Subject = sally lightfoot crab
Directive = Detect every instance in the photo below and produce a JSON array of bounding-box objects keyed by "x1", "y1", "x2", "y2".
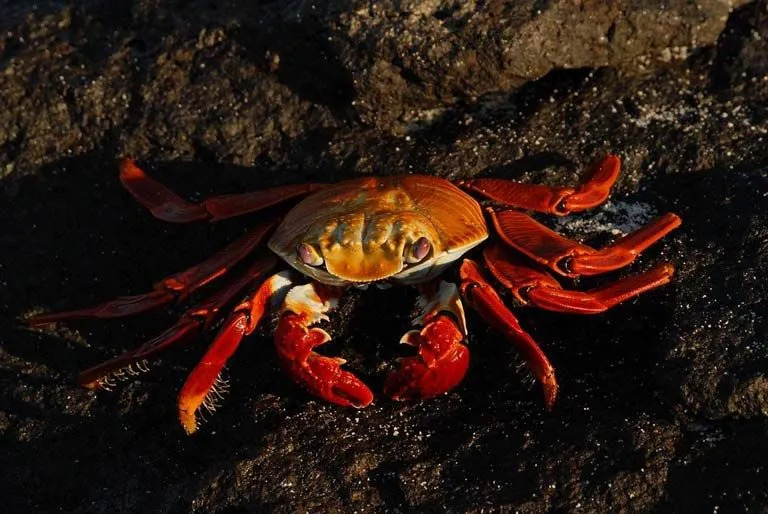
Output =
[{"x1": 29, "y1": 155, "x2": 681, "y2": 434}]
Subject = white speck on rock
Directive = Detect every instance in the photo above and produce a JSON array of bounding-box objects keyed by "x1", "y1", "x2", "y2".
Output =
[{"x1": 553, "y1": 200, "x2": 659, "y2": 237}]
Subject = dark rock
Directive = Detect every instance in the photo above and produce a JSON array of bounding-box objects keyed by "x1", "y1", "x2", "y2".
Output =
[
  {"x1": 317, "y1": 0, "x2": 752, "y2": 133},
  {"x1": 664, "y1": 168, "x2": 768, "y2": 420},
  {"x1": 1, "y1": 1, "x2": 767, "y2": 512}
]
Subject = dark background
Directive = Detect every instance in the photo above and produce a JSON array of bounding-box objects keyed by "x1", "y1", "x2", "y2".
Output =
[{"x1": 2, "y1": 1, "x2": 767, "y2": 512}]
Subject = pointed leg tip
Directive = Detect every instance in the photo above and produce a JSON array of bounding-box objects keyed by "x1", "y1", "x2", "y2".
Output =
[
  {"x1": 77, "y1": 375, "x2": 103, "y2": 390},
  {"x1": 661, "y1": 262, "x2": 676, "y2": 277},
  {"x1": 25, "y1": 315, "x2": 52, "y2": 327},
  {"x1": 26, "y1": 311, "x2": 71, "y2": 326},
  {"x1": 542, "y1": 376, "x2": 558, "y2": 411},
  {"x1": 648, "y1": 262, "x2": 676, "y2": 283},
  {"x1": 668, "y1": 212, "x2": 683, "y2": 222},
  {"x1": 179, "y1": 410, "x2": 199, "y2": 435},
  {"x1": 119, "y1": 157, "x2": 143, "y2": 180},
  {"x1": 659, "y1": 212, "x2": 683, "y2": 230},
  {"x1": 178, "y1": 389, "x2": 210, "y2": 435},
  {"x1": 592, "y1": 154, "x2": 621, "y2": 180}
]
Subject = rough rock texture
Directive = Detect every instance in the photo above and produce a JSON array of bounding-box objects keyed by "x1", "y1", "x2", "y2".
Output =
[
  {"x1": 322, "y1": 0, "x2": 753, "y2": 132},
  {"x1": 2, "y1": 1, "x2": 767, "y2": 512}
]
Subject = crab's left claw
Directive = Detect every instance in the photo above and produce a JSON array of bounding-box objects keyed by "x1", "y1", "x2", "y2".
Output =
[
  {"x1": 275, "y1": 312, "x2": 373, "y2": 407},
  {"x1": 384, "y1": 281, "x2": 470, "y2": 400},
  {"x1": 274, "y1": 283, "x2": 374, "y2": 408},
  {"x1": 384, "y1": 314, "x2": 469, "y2": 400}
]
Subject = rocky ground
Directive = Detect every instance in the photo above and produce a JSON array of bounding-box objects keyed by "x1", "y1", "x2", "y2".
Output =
[{"x1": 2, "y1": 1, "x2": 767, "y2": 512}]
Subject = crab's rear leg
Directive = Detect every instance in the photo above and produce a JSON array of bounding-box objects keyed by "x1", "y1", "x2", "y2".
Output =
[
  {"x1": 120, "y1": 158, "x2": 324, "y2": 223},
  {"x1": 74, "y1": 255, "x2": 278, "y2": 391},
  {"x1": 384, "y1": 281, "x2": 470, "y2": 400},
  {"x1": 177, "y1": 270, "x2": 295, "y2": 434},
  {"x1": 484, "y1": 244, "x2": 674, "y2": 314},
  {"x1": 27, "y1": 223, "x2": 274, "y2": 324},
  {"x1": 460, "y1": 259, "x2": 558, "y2": 409},
  {"x1": 490, "y1": 209, "x2": 681, "y2": 277},
  {"x1": 274, "y1": 283, "x2": 374, "y2": 408},
  {"x1": 457, "y1": 155, "x2": 620, "y2": 215}
]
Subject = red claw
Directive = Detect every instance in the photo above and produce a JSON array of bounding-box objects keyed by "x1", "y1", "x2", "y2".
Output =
[
  {"x1": 384, "y1": 314, "x2": 469, "y2": 401},
  {"x1": 274, "y1": 312, "x2": 373, "y2": 408}
]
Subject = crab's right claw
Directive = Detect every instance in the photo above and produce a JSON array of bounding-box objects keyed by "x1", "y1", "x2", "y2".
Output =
[
  {"x1": 384, "y1": 314, "x2": 469, "y2": 400},
  {"x1": 275, "y1": 312, "x2": 374, "y2": 407}
]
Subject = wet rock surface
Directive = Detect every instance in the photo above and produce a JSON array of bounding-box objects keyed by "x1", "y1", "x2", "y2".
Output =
[{"x1": 2, "y1": 1, "x2": 767, "y2": 512}]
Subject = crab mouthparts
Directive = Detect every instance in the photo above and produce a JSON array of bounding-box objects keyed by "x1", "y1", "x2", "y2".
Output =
[
  {"x1": 321, "y1": 244, "x2": 407, "y2": 283},
  {"x1": 352, "y1": 281, "x2": 393, "y2": 290}
]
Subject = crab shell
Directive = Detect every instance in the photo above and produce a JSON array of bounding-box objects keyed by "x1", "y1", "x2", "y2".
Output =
[{"x1": 268, "y1": 176, "x2": 489, "y2": 286}]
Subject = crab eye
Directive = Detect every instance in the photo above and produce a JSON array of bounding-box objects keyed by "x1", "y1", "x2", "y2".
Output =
[
  {"x1": 406, "y1": 236, "x2": 431, "y2": 264},
  {"x1": 297, "y1": 243, "x2": 324, "y2": 266}
]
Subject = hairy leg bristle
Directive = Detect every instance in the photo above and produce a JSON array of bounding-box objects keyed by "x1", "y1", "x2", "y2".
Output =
[
  {"x1": 94, "y1": 359, "x2": 153, "y2": 391},
  {"x1": 181, "y1": 371, "x2": 231, "y2": 434},
  {"x1": 511, "y1": 352, "x2": 537, "y2": 390}
]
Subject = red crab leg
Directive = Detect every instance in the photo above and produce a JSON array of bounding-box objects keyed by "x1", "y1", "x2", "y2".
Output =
[
  {"x1": 459, "y1": 259, "x2": 558, "y2": 409},
  {"x1": 483, "y1": 244, "x2": 675, "y2": 314},
  {"x1": 78, "y1": 255, "x2": 278, "y2": 389},
  {"x1": 177, "y1": 270, "x2": 295, "y2": 434},
  {"x1": 121, "y1": 158, "x2": 324, "y2": 223},
  {"x1": 457, "y1": 155, "x2": 620, "y2": 215},
  {"x1": 490, "y1": 209, "x2": 681, "y2": 277},
  {"x1": 27, "y1": 223, "x2": 274, "y2": 324},
  {"x1": 384, "y1": 281, "x2": 470, "y2": 400},
  {"x1": 274, "y1": 282, "x2": 374, "y2": 409}
]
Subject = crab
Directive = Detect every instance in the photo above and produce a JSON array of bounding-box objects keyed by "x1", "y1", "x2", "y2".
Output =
[{"x1": 29, "y1": 155, "x2": 681, "y2": 434}]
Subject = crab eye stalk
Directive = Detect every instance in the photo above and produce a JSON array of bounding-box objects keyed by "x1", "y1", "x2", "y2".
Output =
[
  {"x1": 297, "y1": 243, "x2": 324, "y2": 266},
  {"x1": 405, "y1": 236, "x2": 431, "y2": 264}
]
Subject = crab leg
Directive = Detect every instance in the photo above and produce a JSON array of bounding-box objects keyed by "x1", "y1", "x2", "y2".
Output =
[
  {"x1": 177, "y1": 270, "x2": 295, "y2": 434},
  {"x1": 459, "y1": 259, "x2": 558, "y2": 409},
  {"x1": 120, "y1": 158, "x2": 324, "y2": 223},
  {"x1": 484, "y1": 244, "x2": 675, "y2": 314},
  {"x1": 490, "y1": 209, "x2": 681, "y2": 277},
  {"x1": 457, "y1": 155, "x2": 620, "y2": 215},
  {"x1": 77, "y1": 255, "x2": 278, "y2": 389},
  {"x1": 274, "y1": 282, "x2": 374, "y2": 409},
  {"x1": 384, "y1": 281, "x2": 470, "y2": 400},
  {"x1": 28, "y1": 223, "x2": 274, "y2": 324}
]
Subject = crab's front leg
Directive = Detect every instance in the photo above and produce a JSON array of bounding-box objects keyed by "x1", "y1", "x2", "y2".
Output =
[
  {"x1": 274, "y1": 283, "x2": 374, "y2": 408},
  {"x1": 384, "y1": 281, "x2": 470, "y2": 400}
]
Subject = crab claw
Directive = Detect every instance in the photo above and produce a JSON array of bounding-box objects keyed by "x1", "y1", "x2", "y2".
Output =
[
  {"x1": 275, "y1": 312, "x2": 373, "y2": 407},
  {"x1": 274, "y1": 283, "x2": 373, "y2": 408},
  {"x1": 384, "y1": 314, "x2": 469, "y2": 400}
]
